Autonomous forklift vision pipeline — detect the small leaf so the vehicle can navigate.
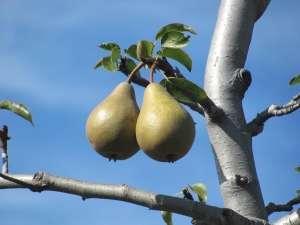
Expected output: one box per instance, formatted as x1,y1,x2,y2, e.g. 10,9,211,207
165,78,206,103
125,45,138,60
94,58,103,70
157,48,192,72
159,79,167,87
188,183,207,203
161,31,190,49
102,56,118,72
98,43,120,51
294,167,300,173
155,23,196,41
125,58,141,77
111,46,121,62
161,211,173,225
137,40,154,60
0,100,34,126
289,74,300,86
297,190,300,195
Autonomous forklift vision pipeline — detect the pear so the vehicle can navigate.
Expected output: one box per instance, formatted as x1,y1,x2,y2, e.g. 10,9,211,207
86,82,140,161
136,83,195,163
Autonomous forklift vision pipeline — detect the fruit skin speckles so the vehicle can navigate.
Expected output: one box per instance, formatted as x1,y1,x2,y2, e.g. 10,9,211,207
86,82,140,161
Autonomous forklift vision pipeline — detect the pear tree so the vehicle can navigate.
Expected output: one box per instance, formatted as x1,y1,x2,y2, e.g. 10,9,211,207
1,1,300,225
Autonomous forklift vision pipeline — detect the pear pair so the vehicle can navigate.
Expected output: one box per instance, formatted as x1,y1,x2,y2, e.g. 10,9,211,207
86,82,195,162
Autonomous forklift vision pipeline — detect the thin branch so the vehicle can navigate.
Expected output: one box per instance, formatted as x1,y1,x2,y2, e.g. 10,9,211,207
266,196,300,216
0,172,270,225
198,97,224,121
118,58,149,87
247,93,300,136
0,125,11,173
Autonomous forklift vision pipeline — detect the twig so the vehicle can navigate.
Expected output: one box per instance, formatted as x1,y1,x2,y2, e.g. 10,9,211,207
0,125,11,173
266,196,300,215
247,93,300,136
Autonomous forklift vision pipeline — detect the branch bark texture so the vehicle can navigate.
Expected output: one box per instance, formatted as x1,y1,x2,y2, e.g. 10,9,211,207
0,173,271,225
204,0,270,220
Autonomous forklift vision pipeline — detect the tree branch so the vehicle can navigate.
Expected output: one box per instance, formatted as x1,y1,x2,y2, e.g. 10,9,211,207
272,208,300,225
247,93,300,136
266,196,300,216
0,172,270,225
0,125,11,173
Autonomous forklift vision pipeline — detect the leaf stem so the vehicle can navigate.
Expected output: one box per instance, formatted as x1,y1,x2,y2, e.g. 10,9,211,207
126,61,145,84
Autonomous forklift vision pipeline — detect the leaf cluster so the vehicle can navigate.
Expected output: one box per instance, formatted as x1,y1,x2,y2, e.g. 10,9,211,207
94,23,207,104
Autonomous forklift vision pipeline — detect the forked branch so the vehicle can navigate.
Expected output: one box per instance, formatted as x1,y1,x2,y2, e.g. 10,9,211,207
0,172,270,225
247,93,300,136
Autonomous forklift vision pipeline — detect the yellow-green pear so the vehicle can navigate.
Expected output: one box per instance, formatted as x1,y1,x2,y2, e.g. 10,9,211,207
86,82,140,162
136,83,195,162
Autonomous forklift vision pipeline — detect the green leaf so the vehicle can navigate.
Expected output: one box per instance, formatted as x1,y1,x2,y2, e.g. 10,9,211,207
137,40,154,60
125,58,141,77
102,56,118,72
188,183,207,203
155,23,197,41
289,74,300,86
165,78,206,103
157,48,192,72
161,211,173,225
0,100,34,126
161,31,190,48
125,45,138,60
159,79,167,87
111,46,121,62
297,190,300,195
94,58,103,70
98,43,120,51
294,167,300,173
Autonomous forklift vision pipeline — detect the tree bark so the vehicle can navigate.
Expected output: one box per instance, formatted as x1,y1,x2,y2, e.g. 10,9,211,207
204,0,270,220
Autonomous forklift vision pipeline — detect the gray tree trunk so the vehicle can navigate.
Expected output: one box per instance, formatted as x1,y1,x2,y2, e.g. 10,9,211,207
204,0,270,220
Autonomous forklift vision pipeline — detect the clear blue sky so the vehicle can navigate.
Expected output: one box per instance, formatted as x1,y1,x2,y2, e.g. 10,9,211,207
1,1,299,224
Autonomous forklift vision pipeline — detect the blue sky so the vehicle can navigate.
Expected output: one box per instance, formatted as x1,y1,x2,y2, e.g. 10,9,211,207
0,1,300,224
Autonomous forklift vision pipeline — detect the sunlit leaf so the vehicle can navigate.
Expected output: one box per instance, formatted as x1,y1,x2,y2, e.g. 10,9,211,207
102,56,118,72
289,74,300,86
137,40,154,60
294,167,300,173
94,58,103,70
155,23,196,41
297,190,300,195
98,43,120,51
188,183,207,203
161,211,173,225
0,100,34,126
157,48,192,72
125,58,141,77
161,31,190,48
165,78,206,103
111,46,121,62
125,44,138,60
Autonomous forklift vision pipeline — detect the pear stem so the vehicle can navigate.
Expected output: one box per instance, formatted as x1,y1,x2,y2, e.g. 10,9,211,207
126,61,145,84
149,61,158,83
